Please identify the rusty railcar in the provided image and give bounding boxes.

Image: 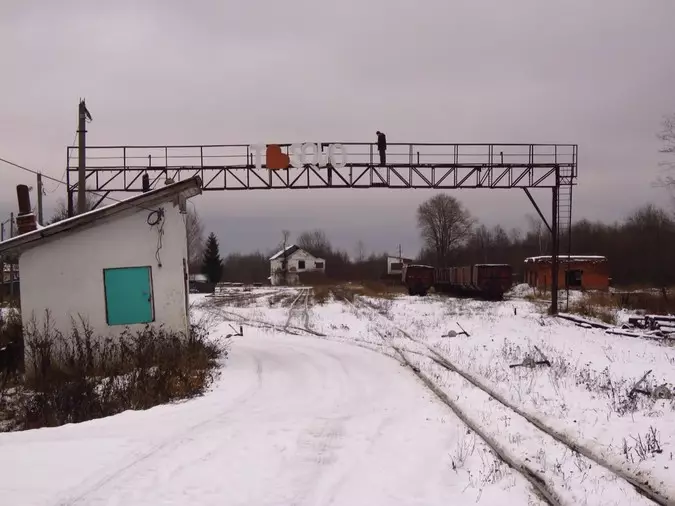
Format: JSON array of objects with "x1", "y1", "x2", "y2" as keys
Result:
[{"x1": 404, "y1": 264, "x2": 513, "y2": 300}]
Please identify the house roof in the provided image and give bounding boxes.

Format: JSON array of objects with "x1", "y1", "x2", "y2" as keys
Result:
[
  {"x1": 524, "y1": 255, "x2": 607, "y2": 264},
  {"x1": 269, "y1": 244, "x2": 301, "y2": 260},
  {"x1": 0, "y1": 176, "x2": 203, "y2": 256}
]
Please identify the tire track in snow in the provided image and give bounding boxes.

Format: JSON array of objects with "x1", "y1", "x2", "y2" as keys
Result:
[
  {"x1": 333, "y1": 293, "x2": 561, "y2": 506},
  {"x1": 54, "y1": 354, "x2": 264, "y2": 506},
  {"x1": 284, "y1": 288, "x2": 309, "y2": 331},
  {"x1": 346, "y1": 295, "x2": 670, "y2": 506}
]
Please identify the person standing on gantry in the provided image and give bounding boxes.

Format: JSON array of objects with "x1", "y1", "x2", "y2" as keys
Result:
[{"x1": 376, "y1": 131, "x2": 387, "y2": 166}]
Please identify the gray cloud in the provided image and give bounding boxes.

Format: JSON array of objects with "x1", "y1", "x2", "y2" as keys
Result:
[{"x1": 1, "y1": 0, "x2": 674, "y2": 256}]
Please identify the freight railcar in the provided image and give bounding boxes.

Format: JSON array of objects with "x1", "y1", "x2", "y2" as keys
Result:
[
  {"x1": 403, "y1": 263, "x2": 513, "y2": 300},
  {"x1": 401, "y1": 264, "x2": 435, "y2": 295}
]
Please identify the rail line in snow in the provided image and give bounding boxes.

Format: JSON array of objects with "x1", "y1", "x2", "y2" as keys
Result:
[
  {"x1": 283, "y1": 288, "x2": 310, "y2": 331},
  {"x1": 344, "y1": 294, "x2": 670, "y2": 506}
]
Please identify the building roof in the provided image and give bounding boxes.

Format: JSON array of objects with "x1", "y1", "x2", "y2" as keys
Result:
[
  {"x1": 0, "y1": 176, "x2": 203, "y2": 256},
  {"x1": 269, "y1": 245, "x2": 326, "y2": 262},
  {"x1": 524, "y1": 255, "x2": 607, "y2": 264},
  {"x1": 269, "y1": 244, "x2": 301, "y2": 260},
  {"x1": 387, "y1": 255, "x2": 413, "y2": 262}
]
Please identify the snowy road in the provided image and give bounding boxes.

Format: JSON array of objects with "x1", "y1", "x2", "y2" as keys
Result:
[{"x1": 0, "y1": 332, "x2": 536, "y2": 506}]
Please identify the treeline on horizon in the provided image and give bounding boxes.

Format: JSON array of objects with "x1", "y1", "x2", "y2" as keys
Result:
[{"x1": 209, "y1": 202, "x2": 675, "y2": 289}]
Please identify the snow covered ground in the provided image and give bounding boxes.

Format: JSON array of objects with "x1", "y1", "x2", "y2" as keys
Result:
[
  {"x1": 0, "y1": 292, "x2": 543, "y2": 506},
  {"x1": 1, "y1": 286, "x2": 673, "y2": 505},
  {"x1": 197, "y1": 287, "x2": 675, "y2": 503}
]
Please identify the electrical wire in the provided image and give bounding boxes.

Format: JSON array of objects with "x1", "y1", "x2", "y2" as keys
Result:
[
  {"x1": 148, "y1": 207, "x2": 165, "y2": 267},
  {"x1": 44, "y1": 130, "x2": 78, "y2": 194},
  {"x1": 0, "y1": 155, "x2": 162, "y2": 214}
]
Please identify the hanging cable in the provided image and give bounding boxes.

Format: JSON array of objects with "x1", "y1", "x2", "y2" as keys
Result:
[
  {"x1": 148, "y1": 207, "x2": 165, "y2": 267},
  {"x1": 1, "y1": 155, "x2": 163, "y2": 215},
  {"x1": 147, "y1": 209, "x2": 163, "y2": 226}
]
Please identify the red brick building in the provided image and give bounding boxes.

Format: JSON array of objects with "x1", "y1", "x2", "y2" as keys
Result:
[{"x1": 524, "y1": 255, "x2": 609, "y2": 291}]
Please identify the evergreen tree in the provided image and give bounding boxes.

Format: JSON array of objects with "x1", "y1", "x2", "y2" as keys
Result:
[{"x1": 202, "y1": 232, "x2": 223, "y2": 284}]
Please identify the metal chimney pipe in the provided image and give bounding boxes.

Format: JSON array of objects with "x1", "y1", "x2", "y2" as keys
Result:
[
  {"x1": 17, "y1": 185, "x2": 31, "y2": 215},
  {"x1": 16, "y1": 184, "x2": 37, "y2": 234}
]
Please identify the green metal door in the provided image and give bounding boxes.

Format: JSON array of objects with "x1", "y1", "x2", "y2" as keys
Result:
[{"x1": 104, "y1": 266, "x2": 154, "y2": 325}]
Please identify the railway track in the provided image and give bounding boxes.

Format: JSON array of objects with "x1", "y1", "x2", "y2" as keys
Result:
[
  {"x1": 284, "y1": 288, "x2": 311, "y2": 331},
  {"x1": 342, "y1": 294, "x2": 671, "y2": 506}
]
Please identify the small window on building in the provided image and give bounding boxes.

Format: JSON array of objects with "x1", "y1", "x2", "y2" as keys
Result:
[
  {"x1": 315, "y1": 262, "x2": 324, "y2": 269},
  {"x1": 103, "y1": 266, "x2": 155, "y2": 326},
  {"x1": 391, "y1": 262, "x2": 403, "y2": 271},
  {"x1": 566, "y1": 269, "x2": 583, "y2": 288},
  {"x1": 298, "y1": 260, "x2": 306, "y2": 270}
]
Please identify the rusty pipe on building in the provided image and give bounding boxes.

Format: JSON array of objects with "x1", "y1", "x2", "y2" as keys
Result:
[{"x1": 15, "y1": 184, "x2": 37, "y2": 235}]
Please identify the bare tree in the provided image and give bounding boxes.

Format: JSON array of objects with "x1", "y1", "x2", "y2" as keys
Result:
[
  {"x1": 296, "y1": 229, "x2": 332, "y2": 258},
  {"x1": 473, "y1": 225, "x2": 492, "y2": 262},
  {"x1": 280, "y1": 229, "x2": 291, "y2": 285},
  {"x1": 416, "y1": 194, "x2": 473, "y2": 266},
  {"x1": 186, "y1": 206, "x2": 205, "y2": 272},
  {"x1": 526, "y1": 213, "x2": 549, "y2": 255},
  {"x1": 657, "y1": 114, "x2": 675, "y2": 189},
  {"x1": 355, "y1": 240, "x2": 366, "y2": 263},
  {"x1": 48, "y1": 194, "x2": 96, "y2": 224}
]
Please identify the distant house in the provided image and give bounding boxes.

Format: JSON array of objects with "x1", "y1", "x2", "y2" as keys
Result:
[
  {"x1": 269, "y1": 245, "x2": 325, "y2": 285},
  {"x1": 189, "y1": 273, "x2": 210, "y2": 293},
  {"x1": 0, "y1": 177, "x2": 203, "y2": 361},
  {"x1": 524, "y1": 255, "x2": 609, "y2": 291},
  {"x1": 1, "y1": 263, "x2": 19, "y2": 283},
  {"x1": 386, "y1": 255, "x2": 413, "y2": 276},
  {"x1": 0, "y1": 263, "x2": 20, "y2": 298}
]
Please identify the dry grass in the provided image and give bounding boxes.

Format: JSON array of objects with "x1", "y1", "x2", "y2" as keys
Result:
[
  {"x1": 568, "y1": 293, "x2": 619, "y2": 325},
  {"x1": 312, "y1": 286, "x2": 332, "y2": 305},
  {"x1": 566, "y1": 289, "x2": 675, "y2": 324},
  {"x1": 609, "y1": 289, "x2": 675, "y2": 315},
  {"x1": 336, "y1": 282, "x2": 405, "y2": 300},
  {"x1": 0, "y1": 310, "x2": 226, "y2": 431},
  {"x1": 310, "y1": 281, "x2": 404, "y2": 305}
]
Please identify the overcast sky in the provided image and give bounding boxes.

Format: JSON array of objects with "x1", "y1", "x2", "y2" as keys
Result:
[{"x1": 1, "y1": 0, "x2": 674, "y2": 258}]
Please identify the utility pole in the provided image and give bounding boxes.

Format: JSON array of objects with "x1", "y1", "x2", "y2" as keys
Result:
[
  {"x1": 78, "y1": 99, "x2": 92, "y2": 215},
  {"x1": 9, "y1": 212, "x2": 14, "y2": 299},
  {"x1": 37, "y1": 173, "x2": 44, "y2": 225},
  {"x1": 0, "y1": 221, "x2": 4, "y2": 303}
]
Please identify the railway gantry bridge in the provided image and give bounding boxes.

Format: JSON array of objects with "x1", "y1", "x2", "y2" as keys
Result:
[{"x1": 66, "y1": 141, "x2": 578, "y2": 313}]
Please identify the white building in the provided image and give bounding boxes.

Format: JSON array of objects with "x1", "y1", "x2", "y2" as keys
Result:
[
  {"x1": 269, "y1": 245, "x2": 325, "y2": 285},
  {"x1": 0, "y1": 177, "x2": 203, "y2": 353},
  {"x1": 386, "y1": 255, "x2": 412, "y2": 276}
]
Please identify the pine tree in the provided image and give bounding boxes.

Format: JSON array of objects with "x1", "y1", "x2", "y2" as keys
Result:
[{"x1": 202, "y1": 232, "x2": 223, "y2": 284}]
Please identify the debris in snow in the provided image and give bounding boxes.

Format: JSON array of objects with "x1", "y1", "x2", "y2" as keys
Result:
[
  {"x1": 652, "y1": 384, "x2": 673, "y2": 400},
  {"x1": 224, "y1": 324, "x2": 244, "y2": 339},
  {"x1": 509, "y1": 345, "x2": 551, "y2": 369},
  {"x1": 441, "y1": 322, "x2": 470, "y2": 338},
  {"x1": 629, "y1": 370, "x2": 653, "y2": 398}
]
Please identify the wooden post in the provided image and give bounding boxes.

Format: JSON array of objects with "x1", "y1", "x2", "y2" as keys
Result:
[
  {"x1": 0, "y1": 221, "x2": 4, "y2": 303},
  {"x1": 78, "y1": 99, "x2": 92, "y2": 215},
  {"x1": 9, "y1": 212, "x2": 14, "y2": 299},
  {"x1": 37, "y1": 173, "x2": 44, "y2": 225}
]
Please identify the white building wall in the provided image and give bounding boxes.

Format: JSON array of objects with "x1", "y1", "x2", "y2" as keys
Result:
[
  {"x1": 19, "y1": 202, "x2": 189, "y2": 341},
  {"x1": 387, "y1": 256, "x2": 411, "y2": 275},
  {"x1": 270, "y1": 250, "x2": 325, "y2": 285}
]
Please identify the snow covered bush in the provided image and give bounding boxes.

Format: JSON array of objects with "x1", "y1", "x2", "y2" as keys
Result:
[
  {"x1": 0, "y1": 305, "x2": 23, "y2": 384},
  {"x1": 1, "y1": 309, "x2": 226, "y2": 431}
]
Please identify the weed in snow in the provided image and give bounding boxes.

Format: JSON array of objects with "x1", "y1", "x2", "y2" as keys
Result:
[
  {"x1": 622, "y1": 426, "x2": 663, "y2": 463},
  {"x1": 451, "y1": 430, "x2": 477, "y2": 471}
]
